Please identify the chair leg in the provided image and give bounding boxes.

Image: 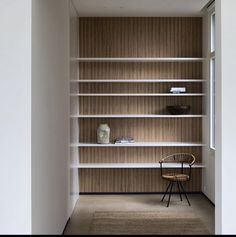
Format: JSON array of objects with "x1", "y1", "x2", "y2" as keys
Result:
[
  {"x1": 177, "y1": 181, "x2": 183, "y2": 201},
  {"x1": 167, "y1": 182, "x2": 174, "y2": 207},
  {"x1": 180, "y1": 182, "x2": 191, "y2": 206},
  {"x1": 161, "y1": 181, "x2": 172, "y2": 202}
]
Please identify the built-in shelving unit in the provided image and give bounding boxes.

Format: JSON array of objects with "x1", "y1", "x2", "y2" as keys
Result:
[
  {"x1": 70, "y1": 163, "x2": 205, "y2": 169},
  {"x1": 70, "y1": 114, "x2": 206, "y2": 118},
  {"x1": 70, "y1": 142, "x2": 205, "y2": 147},
  {"x1": 70, "y1": 17, "x2": 204, "y2": 193},
  {"x1": 71, "y1": 57, "x2": 206, "y2": 62},
  {"x1": 70, "y1": 79, "x2": 206, "y2": 83},
  {"x1": 71, "y1": 93, "x2": 205, "y2": 97}
]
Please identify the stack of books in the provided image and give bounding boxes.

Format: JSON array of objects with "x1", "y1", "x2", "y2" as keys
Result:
[{"x1": 115, "y1": 137, "x2": 135, "y2": 144}]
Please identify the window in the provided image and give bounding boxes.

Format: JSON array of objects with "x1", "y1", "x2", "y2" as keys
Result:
[
  {"x1": 210, "y1": 58, "x2": 215, "y2": 149},
  {"x1": 211, "y1": 13, "x2": 215, "y2": 53},
  {"x1": 210, "y1": 11, "x2": 216, "y2": 150}
]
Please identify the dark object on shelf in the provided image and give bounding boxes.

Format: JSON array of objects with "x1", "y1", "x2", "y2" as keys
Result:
[{"x1": 166, "y1": 105, "x2": 191, "y2": 115}]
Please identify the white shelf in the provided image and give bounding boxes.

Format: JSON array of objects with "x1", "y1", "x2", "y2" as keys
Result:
[
  {"x1": 70, "y1": 163, "x2": 205, "y2": 169},
  {"x1": 70, "y1": 142, "x2": 205, "y2": 147},
  {"x1": 70, "y1": 79, "x2": 206, "y2": 83},
  {"x1": 70, "y1": 93, "x2": 206, "y2": 97},
  {"x1": 71, "y1": 57, "x2": 206, "y2": 62},
  {"x1": 70, "y1": 114, "x2": 206, "y2": 118}
]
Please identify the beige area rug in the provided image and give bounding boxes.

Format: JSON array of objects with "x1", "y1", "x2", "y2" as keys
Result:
[{"x1": 89, "y1": 211, "x2": 210, "y2": 235}]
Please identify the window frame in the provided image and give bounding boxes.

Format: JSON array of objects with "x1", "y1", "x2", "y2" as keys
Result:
[
  {"x1": 210, "y1": 12, "x2": 216, "y2": 53},
  {"x1": 209, "y1": 8, "x2": 216, "y2": 150}
]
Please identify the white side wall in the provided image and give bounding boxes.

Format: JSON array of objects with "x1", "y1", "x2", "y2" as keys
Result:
[
  {"x1": 215, "y1": 0, "x2": 236, "y2": 234},
  {"x1": 202, "y1": 8, "x2": 215, "y2": 203},
  {"x1": 0, "y1": 0, "x2": 32, "y2": 234},
  {"x1": 69, "y1": 1, "x2": 80, "y2": 216},
  {"x1": 31, "y1": 0, "x2": 69, "y2": 234}
]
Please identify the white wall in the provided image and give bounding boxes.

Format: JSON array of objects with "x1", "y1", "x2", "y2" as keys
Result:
[
  {"x1": 0, "y1": 0, "x2": 32, "y2": 234},
  {"x1": 69, "y1": 1, "x2": 80, "y2": 216},
  {"x1": 31, "y1": 0, "x2": 69, "y2": 234},
  {"x1": 215, "y1": 0, "x2": 236, "y2": 234},
  {"x1": 202, "y1": 7, "x2": 215, "y2": 203}
]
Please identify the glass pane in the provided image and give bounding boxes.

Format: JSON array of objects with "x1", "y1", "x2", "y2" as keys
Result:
[
  {"x1": 210, "y1": 58, "x2": 216, "y2": 149},
  {"x1": 211, "y1": 13, "x2": 215, "y2": 52}
]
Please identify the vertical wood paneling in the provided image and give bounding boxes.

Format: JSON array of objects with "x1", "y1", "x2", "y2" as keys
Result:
[
  {"x1": 74, "y1": 82, "x2": 202, "y2": 94},
  {"x1": 79, "y1": 118, "x2": 202, "y2": 143},
  {"x1": 79, "y1": 18, "x2": 202, "y2": 57},
  {"x1": 79, "y1": 62, "x2": 203, "y2": 79},
  {"x1": 77, "y1": 97, "x2": 202, "y2": 115},
  {"x1": 79, "y1": 169, "x2": 202, "y2": 193},
  {"x1": 79, "y1": 147, "x2": 202, "y2": 163},
  {"x1": 76, "y1": 17, "x2": 203, "y2": 193}
]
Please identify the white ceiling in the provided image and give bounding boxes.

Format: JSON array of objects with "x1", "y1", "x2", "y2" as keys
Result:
[{"x1": 72, "y1": 0, "x2": 209, "y2": 17}]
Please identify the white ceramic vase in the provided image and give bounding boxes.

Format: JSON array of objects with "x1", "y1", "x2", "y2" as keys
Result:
[{"x1": 97, "y1": 124, "x2": 110, "y2": 144}]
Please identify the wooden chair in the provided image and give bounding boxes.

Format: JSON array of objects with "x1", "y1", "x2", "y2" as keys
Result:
[{"x1": 159, "y1": 153, "x2": 196, "y2": 207}]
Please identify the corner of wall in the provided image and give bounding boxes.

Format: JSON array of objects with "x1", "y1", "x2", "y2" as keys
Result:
[{"x1": 201, "y1": 9, "x2": 215, "y2": 204}]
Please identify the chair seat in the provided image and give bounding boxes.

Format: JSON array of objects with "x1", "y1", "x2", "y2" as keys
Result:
[{"x1": 162, "y1": 173, "x2": 190, "y2": 182}]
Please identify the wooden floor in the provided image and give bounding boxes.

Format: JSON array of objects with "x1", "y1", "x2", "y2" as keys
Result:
[{"x1": 64, "y1": 194, "x2": 215, "y2": 235}]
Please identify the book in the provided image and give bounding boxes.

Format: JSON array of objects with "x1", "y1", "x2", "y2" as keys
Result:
[{"x1": 115, "y1": 137, "x2": 135, "y2": 144}]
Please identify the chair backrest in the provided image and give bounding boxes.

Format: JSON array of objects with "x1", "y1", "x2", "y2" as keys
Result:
[
  {"x1": 160, "y1": 153, "x2": 196, "y2": 166},
  {"x1": 159, "y1": 153, "x2": 196, "y2": 179}
]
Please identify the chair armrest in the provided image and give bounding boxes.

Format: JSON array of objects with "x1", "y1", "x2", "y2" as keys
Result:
[{"x1": 189, "y1": 160, "x2": 195, "y2": 167}]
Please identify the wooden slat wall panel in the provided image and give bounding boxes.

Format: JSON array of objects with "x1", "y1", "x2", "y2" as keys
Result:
[
  {"x1": 79, "y1": 118, "x2": 202, "y2": 143},
  {"x1": 73, "y1": 82, "x2": 202, "y2": 94},
  {"x1": 79, "y1": 169, "x2": 202, "y2": 192},
  {"x1": 77, "y1": 17, "x2": 203, "y2": 193},
  {"x1": 79, "y1": 147, "x2": 202, "y2": 163},
  {"x1": 78, "y1": 97, "x2": 203, "y2": 115},
  {"x1": 79, "y1": 62, "x2": 202, "y2": 80},
  {"x1": 79, "y1": 18, "x2": 202, "y2": 57}
]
